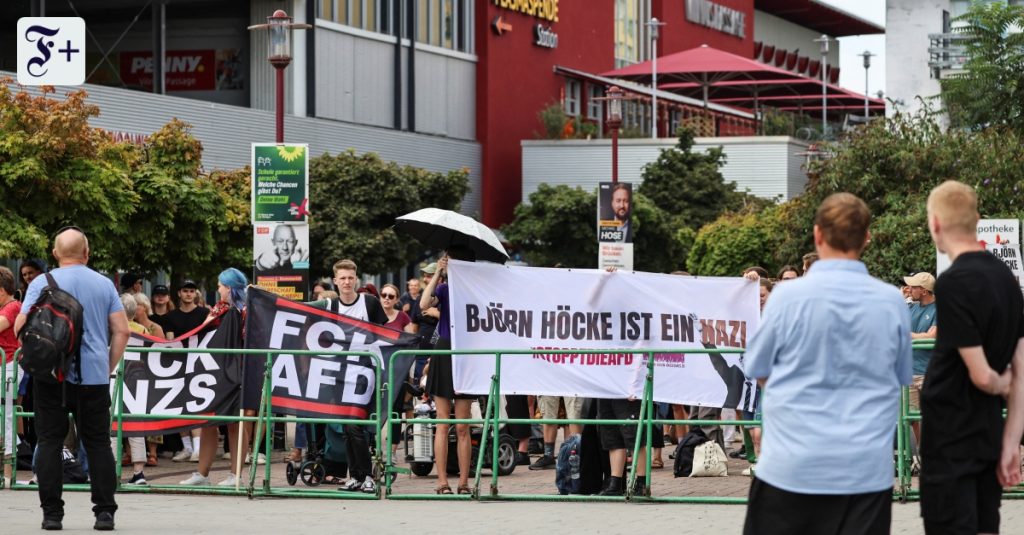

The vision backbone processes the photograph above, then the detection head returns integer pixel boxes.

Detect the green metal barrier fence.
[383,348,760,503]
[7,340,1024,503]
[3,347,385,499]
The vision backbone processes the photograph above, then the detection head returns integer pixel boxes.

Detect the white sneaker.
[360,477,377,494]
[217,473,238,486]
[244,453,266,465]
[179,472,210,486]
[741,464,756,477]
[172,449,193,462]
[338,477,361,491]
[221,451,231,460]
[189,450,200,462]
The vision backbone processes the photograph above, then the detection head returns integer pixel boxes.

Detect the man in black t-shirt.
[920,181,1024,534]
[164,279,209,339]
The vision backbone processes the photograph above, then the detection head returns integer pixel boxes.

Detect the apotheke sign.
[685,0,746,39]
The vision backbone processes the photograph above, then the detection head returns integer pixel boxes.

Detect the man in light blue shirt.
[742,193,912,535]
[15,227,129,531]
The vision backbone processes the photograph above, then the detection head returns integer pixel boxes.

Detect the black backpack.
[673,427,710,477]
[18,273,84,384]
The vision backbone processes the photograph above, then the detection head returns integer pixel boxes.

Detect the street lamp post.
[859,50,876,117]
[605,87,624,184]
[646,17,665,139]
[814,34,830,137]
[249,10,311,143]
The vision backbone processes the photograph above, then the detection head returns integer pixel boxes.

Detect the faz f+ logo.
[17,17,86,86]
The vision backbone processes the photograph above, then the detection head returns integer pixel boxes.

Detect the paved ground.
[6,486,1024,534]
[9,434,759,498]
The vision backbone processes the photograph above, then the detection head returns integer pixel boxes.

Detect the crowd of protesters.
[3,180,1023,535]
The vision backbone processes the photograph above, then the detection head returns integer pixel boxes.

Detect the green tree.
[308,150,469,275]
[690,106,1024,282]
[0,80,252,283]
[502,184,691,271]
[687,205,785,276]
[638,128,752,230]
[502,184,598,268]
[940,2,1024,131]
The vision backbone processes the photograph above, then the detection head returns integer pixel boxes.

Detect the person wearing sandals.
[179,269,247,487]
[420,252,476,495]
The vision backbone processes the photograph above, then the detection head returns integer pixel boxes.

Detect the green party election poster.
[251,143,310,223]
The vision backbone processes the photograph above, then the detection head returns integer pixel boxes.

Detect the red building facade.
[474,0,879,227]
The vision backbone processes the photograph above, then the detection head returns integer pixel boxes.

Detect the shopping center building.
[1,0,881,227]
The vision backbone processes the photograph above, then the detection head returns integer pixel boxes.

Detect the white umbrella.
[395,208,509,264]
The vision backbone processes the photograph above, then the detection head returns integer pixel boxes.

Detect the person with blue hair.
[179,268,249,488]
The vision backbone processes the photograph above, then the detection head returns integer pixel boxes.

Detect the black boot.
[598,476,624,496]
[631,475,649,497]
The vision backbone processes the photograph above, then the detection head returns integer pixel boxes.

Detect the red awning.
[755,0,884,37]
[603,44,805,86]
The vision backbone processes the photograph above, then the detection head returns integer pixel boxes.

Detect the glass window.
[351,0,363,29]
[418,0,429,42]
[430,0,441,46]
[443,0,454,49]
[587,85,604,122]
[319,0,334,21]
[564,79,582,116]
[615,0,640,67]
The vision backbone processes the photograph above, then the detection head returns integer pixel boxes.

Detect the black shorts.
[743,478,891,535]
[920,457,1001,534]
[597,399,646,451]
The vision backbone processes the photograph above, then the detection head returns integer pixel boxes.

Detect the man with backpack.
[14,227,129,531]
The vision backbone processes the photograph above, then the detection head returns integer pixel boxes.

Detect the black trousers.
[34,379,117,520]
[743,478,891,535]
[343,424,372,481]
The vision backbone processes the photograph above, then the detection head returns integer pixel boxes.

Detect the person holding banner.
[421,253,476,495]
[742,194,912,535]
[180,268,248,487]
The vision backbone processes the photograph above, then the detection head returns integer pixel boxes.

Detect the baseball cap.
[152,284,169,295]
[903,272,935,292]
[421,263,437,275]
[180,279,199,290]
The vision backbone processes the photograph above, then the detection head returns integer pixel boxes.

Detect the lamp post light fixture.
[602,86,625,184]
[249,10,311,143]
[859,50,876,118]
[646,17,666,139]
[813,34,831,137]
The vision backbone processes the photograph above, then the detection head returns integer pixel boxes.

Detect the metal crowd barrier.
[3,347,384,499]
[6,341,1024,503]
[383,348,759,503]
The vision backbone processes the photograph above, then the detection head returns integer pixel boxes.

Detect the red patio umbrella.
[603,44,806,111]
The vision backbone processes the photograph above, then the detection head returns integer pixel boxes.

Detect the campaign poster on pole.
[597,182,634,270]
[252,223,310,301]
[251,143,309,223]
[936,219,1019,276]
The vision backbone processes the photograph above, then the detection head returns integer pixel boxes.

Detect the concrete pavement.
[6,489,1024,534]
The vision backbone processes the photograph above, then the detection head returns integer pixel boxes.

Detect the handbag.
[689,440,728,477]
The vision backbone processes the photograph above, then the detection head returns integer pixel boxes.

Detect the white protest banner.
[448,261,761,409]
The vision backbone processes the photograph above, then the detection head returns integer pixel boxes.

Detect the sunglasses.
[380,293,397,299]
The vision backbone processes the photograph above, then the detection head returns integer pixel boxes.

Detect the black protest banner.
[244,286,420,420]
[110,309,243,437]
